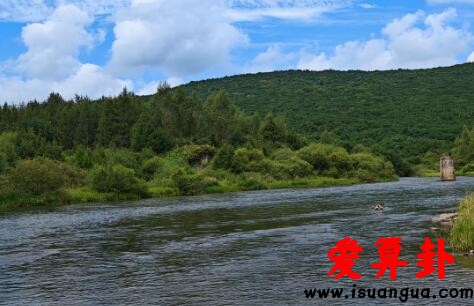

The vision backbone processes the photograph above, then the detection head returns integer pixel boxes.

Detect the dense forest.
[2,64,474,210]
[181,63,474,176]
[0,86,397,210]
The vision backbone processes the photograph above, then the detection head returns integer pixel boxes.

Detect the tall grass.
[450,194,474,252]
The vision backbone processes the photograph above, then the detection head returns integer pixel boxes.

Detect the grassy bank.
[64,176,363,205]
[0,170,389,212]
[450,194,474,252]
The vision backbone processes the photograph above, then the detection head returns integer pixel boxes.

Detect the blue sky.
[1,0,474,103]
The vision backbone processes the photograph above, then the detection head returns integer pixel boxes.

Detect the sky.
[1,0,474,103]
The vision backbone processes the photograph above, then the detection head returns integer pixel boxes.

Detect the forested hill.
[181,63,474,165]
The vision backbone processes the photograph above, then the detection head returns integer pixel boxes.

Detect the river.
[0,177,473,305]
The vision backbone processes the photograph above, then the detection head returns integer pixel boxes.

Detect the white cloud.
[298,9,473,70]
[247,45,296,72]
[136,77,184,95]
[358,3,376,9]
[227,0,352,21]
[0,0,52,22]
[0,0,351,23]
[468,52,474,62]
[0,65,131,104]
[109,0,248,77]
[0,0,131,22]
[52,64,131,98]
[428,0,474,5]
[0,5,130,103]
[15,5,94,81]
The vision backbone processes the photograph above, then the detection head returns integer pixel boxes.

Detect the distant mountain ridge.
[179,63,474,164]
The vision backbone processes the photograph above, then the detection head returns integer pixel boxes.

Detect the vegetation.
[450,194,474,252]
[181,63,474,176]
[0,85,397,210]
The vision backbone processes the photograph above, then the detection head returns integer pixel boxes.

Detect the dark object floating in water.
[464,250,474,257]
[371,202,384,211]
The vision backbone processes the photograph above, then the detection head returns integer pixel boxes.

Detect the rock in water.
[432,212,458,226]
[440,156,456,181]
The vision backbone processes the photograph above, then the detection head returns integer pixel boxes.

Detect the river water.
[0,177,473,305]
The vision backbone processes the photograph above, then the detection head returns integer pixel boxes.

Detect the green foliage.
[450,194,474,252]
[140,156,163,181]
[172,170,219,196]
[183,64,474,169]
[212,145,235,170]
[0,83,406,209]
[460,162,474,176]
[131,106,173,153]
[231,147,265,173]
[90,164,149,197]
[260,113,288,144]
[67,146,95,169]
[350,153,397,182]
[175,144,216,166]
[271,147,296,160]
[297,144,352,176]
[0,132,18,172]
[7,158,79,195]
[453,126,474,167]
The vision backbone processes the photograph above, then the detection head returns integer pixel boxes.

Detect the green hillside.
[182,63,474,167]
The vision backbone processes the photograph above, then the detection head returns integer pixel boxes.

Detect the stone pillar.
[440,156,455,181]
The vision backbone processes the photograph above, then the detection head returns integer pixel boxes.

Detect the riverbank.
[0,175,369,213]
[450,194,474,253]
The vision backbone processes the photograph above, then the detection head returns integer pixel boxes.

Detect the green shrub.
[0,132,18,170]
[297,144,352,176]
[90,164,149,196]
[271,147,296,161]
[255,158,311,180]
[350,153,396,182]
[172,170,219,196]
[103,149,143,171]
[67,146,95,169]
[284,156,314,178]
[237,173,267,190]
[460,162,474,175]
[450,194,474,252]
[212,145,235,170]
[231,147,265,173]
[140,156,163,181]
[8,158,69,195]
[175,144,216,166]
[0,152,8,174]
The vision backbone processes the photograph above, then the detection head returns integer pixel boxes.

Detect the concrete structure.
[440,156,456,181]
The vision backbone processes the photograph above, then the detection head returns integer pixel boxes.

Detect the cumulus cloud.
[0,65,130,104]
[298,9,473,70]
[52,64,131,98]
[0,5,130,103]
[136,77,184,96]
[109,0,248,77]
[247,45,296,72]
[15,5,94,81]
[468,52,474,62]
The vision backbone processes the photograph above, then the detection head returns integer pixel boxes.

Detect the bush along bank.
[0,143,397,211]
[449,194,474,253]
[0,88,397,211]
